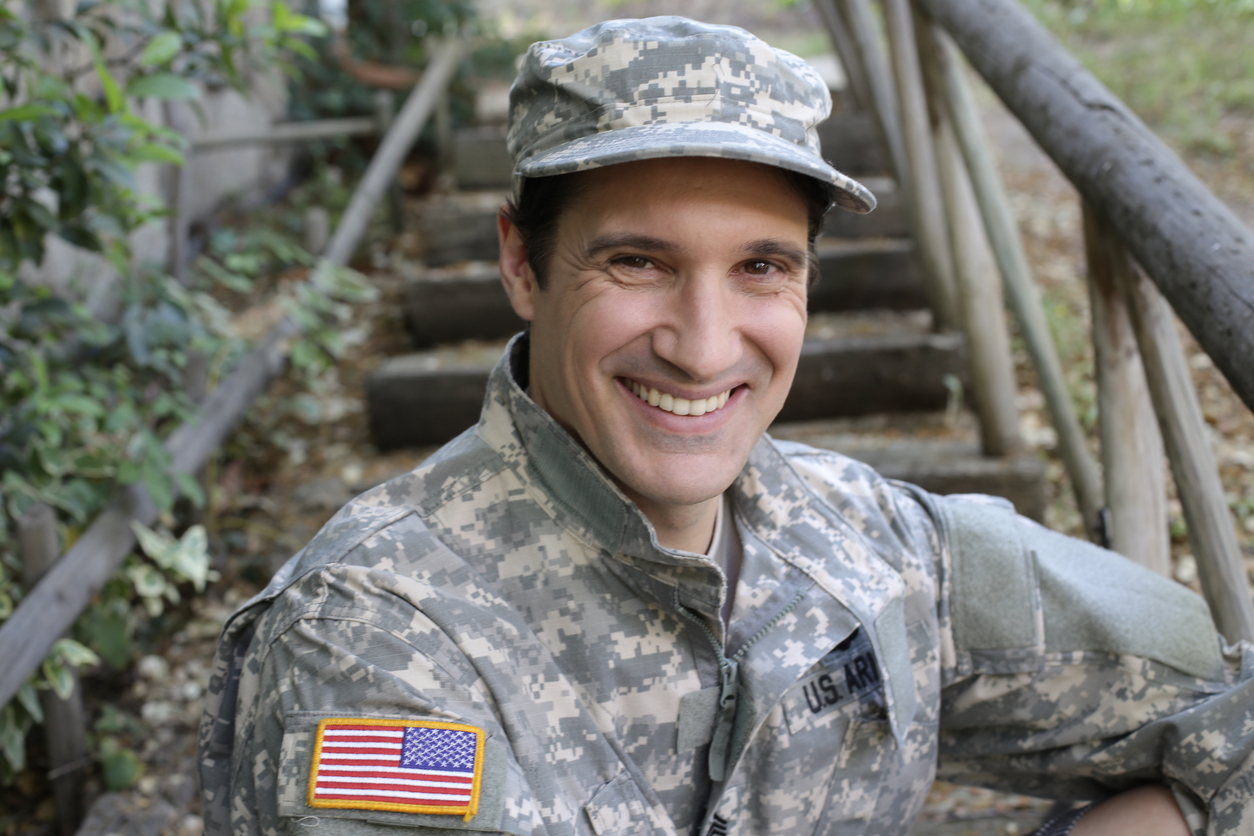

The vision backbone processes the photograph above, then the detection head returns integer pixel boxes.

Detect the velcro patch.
[308,718,485,821]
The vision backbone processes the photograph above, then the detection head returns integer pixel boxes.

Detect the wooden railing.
[819,0,1254,642]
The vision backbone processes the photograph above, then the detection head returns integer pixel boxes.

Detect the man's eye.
[743,260,777,276]
[614,255,654,270]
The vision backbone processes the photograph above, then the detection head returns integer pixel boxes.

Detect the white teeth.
[627,380,733,416]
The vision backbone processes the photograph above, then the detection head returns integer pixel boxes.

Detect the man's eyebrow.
[583,235,807,266]
[744,239,808,266]
[584,233,675,257]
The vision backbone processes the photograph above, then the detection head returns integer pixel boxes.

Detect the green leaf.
[142,464,175,511]
[85,32,123,113]
[53,637,101,669]
[41,657,74,700]
[167,524,211,590]
[139,31,183,67]
[129,141,185,165]
[0,707,25,772]
[273,1,328,36]
[175,471,206,508]
[16,684,43,725]
[125,562,167,600]
[101,744,142,790]
[130,519,174,563]
[126,73,199,101]
[0,104,57,123]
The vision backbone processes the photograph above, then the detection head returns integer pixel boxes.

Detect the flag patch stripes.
[307,718,485,820]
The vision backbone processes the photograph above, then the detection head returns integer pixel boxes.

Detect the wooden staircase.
[366,105,1047,520]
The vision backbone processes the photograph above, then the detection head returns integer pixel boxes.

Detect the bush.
[0,0,329,783]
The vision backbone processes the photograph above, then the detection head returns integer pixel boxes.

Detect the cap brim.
[514,121,876,214]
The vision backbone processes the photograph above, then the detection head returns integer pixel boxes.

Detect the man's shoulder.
[236,427,513,624]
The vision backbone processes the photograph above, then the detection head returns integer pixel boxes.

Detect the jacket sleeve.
[932,496,1254,836]
[223,590,539,836]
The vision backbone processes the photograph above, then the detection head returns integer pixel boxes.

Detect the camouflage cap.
[506,16,876,214]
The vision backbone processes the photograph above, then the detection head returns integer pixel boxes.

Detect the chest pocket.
[780,629,887,735]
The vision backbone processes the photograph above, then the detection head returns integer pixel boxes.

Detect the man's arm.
[932,496,1254,835]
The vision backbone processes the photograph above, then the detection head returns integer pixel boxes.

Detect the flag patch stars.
[307,718,485,821]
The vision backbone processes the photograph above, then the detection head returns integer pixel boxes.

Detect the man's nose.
[651,274,743,383]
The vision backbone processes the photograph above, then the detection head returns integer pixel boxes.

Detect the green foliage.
[285,0,482,171]
[0,0,358,786]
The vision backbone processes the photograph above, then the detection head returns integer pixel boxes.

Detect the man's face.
[501,157,810,520]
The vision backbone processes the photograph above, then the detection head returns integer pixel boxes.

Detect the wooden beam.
[1083,202,1170,575]
[920,19,1104,537]
[813,0,874,113]
[916,0,1254,417]
[325,40,466,267]
[835,0,911,189]
[930,98,1022,456]
[1117,253,1254,643]
[190,116,381,150]
[881,0,959,330]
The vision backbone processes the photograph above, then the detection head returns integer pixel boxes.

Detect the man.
[199,17,1254,836]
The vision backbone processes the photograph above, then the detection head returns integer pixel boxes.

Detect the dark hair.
[501,165,830,289]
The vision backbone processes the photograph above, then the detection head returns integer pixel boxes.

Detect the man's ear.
[498,210,537,322]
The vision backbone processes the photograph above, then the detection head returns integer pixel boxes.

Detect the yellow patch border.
[307,717,485,821]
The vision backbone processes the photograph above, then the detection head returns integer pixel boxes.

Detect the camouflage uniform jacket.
[199,335,1254,836]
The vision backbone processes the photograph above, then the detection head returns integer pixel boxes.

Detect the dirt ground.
[10,45,1254,836]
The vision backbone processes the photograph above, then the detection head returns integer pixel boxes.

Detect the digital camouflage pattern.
[199,335,1254,836]
[505,17,876,214]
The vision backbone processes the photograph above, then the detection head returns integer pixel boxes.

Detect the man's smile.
[623,378,735,416]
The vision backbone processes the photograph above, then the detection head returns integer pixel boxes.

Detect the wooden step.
[770,419,1046,522]
[822,177,908,238]
[402,241,925,347]
[811,238,924,312]
[452,125,512,191]
[777,332,968,423]
[415,190,506,267]
[448,111,893,192]
[816,111,890,176]
[368,332,967,449]
[404,262,520,347]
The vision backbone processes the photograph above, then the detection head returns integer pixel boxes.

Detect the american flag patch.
[307,718,485,820]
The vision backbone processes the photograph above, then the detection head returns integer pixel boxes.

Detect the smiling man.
[199,17,1254,836]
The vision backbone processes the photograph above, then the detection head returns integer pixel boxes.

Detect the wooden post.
[18,505,87,836]
[834,1,911,198]
[920,19,1104,538]
[1082,202,1170,575]
[1117,254,1254,643]
[373,90,405,234]
[880,0,959,331]
[813,0,874,112]
[325,40,465,267]
[917,29,1021,457]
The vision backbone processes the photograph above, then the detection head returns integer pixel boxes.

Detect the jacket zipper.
[676,584,811,781]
